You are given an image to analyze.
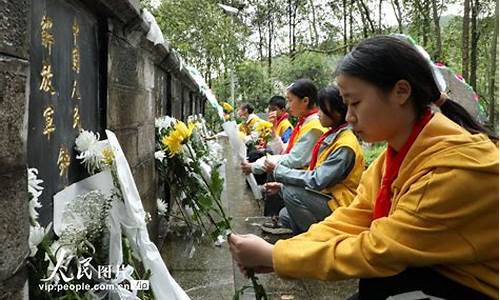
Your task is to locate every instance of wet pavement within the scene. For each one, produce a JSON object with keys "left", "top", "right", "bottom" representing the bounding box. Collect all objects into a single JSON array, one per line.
[{"left": 160, "top": 139, "right": 358, "bottom": 300}]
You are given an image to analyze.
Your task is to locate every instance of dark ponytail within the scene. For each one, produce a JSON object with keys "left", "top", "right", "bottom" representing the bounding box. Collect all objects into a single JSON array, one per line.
[
  {"left": 287, "top": 78, "right": 318, "bottom": 109},
  {"left": 318, "top": 86, "right": 347, "bottom": 123},
  {"left": 440, "top": 100, "right": 495, "bottom": 138},
  {"left": 335, "top": 35, "right": 494, "bottom": 139}
]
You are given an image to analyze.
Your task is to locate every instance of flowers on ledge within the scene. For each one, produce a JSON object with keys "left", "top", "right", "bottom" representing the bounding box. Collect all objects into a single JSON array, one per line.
[
  {"left": 161, "top": 120, "right": 196, "bottom": 157},
  {"left": 222, "top": 102, "right": 233, "bottom": 113},
  {"left": 155, "top": 114, "right": 231, "bottom": 244},
  {"left": 27, "top": 130, "right": 155, "bottom": 299}
]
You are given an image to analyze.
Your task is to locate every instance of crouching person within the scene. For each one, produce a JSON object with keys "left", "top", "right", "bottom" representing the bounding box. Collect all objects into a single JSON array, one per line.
[{"left": 263, "top": 86, "right": 364, "bottom": 235}]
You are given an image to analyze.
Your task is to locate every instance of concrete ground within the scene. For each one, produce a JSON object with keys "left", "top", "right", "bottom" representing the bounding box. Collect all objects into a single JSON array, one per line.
[{"left": 160, "top": 140, "right": 358, "bottom": 300}]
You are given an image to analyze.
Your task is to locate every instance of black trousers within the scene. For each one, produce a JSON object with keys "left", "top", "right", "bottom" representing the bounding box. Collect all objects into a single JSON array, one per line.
[{"left": 347, "top": 267, "right": 493, "bottom": 300}]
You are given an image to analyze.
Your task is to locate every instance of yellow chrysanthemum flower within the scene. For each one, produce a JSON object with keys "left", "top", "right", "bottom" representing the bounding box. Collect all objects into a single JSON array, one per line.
[
  {"left": 102, "top": 147, "right": 115, "bottom": 166},
  {"left": 188, "top": 120, "right": 199, "bottom": 131},
  {"left": 222, "top": 102, "right": 233, "bottom": 113},
  {"left": 161, "top": 121, "right": 196, "bottom": 157},
  {"left": 256, "top": 121, "right": 273, "bottom": 139},
  {"left": 162, "top": 133, "right": 183, "bottom": 157},
  {"left": 175, "top": 121, "right": 195, "bottom": 140}
]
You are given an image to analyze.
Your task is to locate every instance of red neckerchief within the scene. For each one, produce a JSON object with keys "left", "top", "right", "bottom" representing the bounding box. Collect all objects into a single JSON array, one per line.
[
  {"left": 285, "top": 109, "right": 319, "bottom": 154},
  {"left": 373, "top": 109, "right": 433, "bottom": 220},
  {"left": 308, "top": 123, "right": 348, "bottom": 170},
  {"left": 275, "top": 112, "right": 289, "bottom": 127}
]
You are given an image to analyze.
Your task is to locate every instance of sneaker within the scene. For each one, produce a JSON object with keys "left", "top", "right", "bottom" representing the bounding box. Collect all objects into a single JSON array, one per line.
[
  {"left": 260, "top": 225, "right": 293, "bottom": 235},
  {"left": 260, "top": 217, "right": 293, "bottom": 235},
  {"left": 262, "top": 216, "right": 279, "bottom": 228}
]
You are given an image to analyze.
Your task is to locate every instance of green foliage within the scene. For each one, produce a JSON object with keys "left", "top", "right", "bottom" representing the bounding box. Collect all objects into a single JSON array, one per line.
[
  {"left": 234, "top": 60, "right": 277, "bottom": 111},
  {"left": 273, "top": 51, "right": 339, "bottom": 90},
  {"left": 153, "top": 0, "right": 249, "bottom": 74},
  {"left": 155, "top": 122, "right": 230, "bottom": 241},
  {"left": 214, "top": 51, "right": 340, "bottom": 113},
  {"left": 363, "top": 143, "right": 386, "bottom": 169}
]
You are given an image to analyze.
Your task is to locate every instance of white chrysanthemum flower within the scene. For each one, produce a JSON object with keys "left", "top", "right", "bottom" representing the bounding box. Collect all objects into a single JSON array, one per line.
[
  {"left": 144, "top": 212, "right": 152, "bottom": 224},
  {"left": 214, "top": 234, "right": 226, "bottom": 247},
  {"left": 76, "top": 139, "right": 108, "bottom": 174},
  {"left": 75, "top": 130, "right": 100, "bottom": 153},
  {"left": 155, "top": 116, "right": 175, "bottom": 132},
  {"left": 157, "top": 198, "right": 168, "bottom": 216},
  {"left": 29, "top": 224, "right": 45, "bottom": 257},
  {"left": 184, "top": 205, "right": 194, "bottom": 217},
  {"left": 29, "top": 197, "right": 42, "bottom": 222},
  {"left": 154, "top": 150, "right": 166, "bottom": 162},
  {"left": 27, "top": 168, "right": 44, "bottom": 198}
]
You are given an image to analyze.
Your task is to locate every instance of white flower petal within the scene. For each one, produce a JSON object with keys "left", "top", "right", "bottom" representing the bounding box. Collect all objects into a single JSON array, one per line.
[
  {"left": 154, "top": 150, "right": 166, "bottom": 162},
  {"left": 157, "top": 198, "right": 168, "bottom": 216},
  {"left": 29, "top": 224, "right": 45, "bottom": 257}
]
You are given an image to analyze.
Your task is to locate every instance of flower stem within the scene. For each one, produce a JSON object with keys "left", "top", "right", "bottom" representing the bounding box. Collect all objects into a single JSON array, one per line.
[{"left": 185, "top": 144, "right": 230, "bottom": 225}]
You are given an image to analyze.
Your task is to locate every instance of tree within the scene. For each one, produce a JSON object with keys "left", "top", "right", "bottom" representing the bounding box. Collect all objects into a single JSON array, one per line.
[
  {"left": 462, "top": 0, "right": 471, "bottom": 81},
  {"left": 308, "top": 0, "right": 320, "bottom": 47},
  {"left": 234, "top": 60, "right": 276, "bottom": 111},
  {"left": 469, "top": 0, "right": 479, "bottom": 89},
  {"left": 391, "top": 0, "right": 405, "bottom": 33},
  {"left": 487, "top": 0, "right": 499, "bottom": 129},
  {"left": 343, "top": 0, "right": 348, "bottom": 53},
  {"left": 378, "top": 0, "right": 384, "bottom": 33},
  {"left": 431, "top": 0, "right": 443, "bottom": 60},
  {"left": 267, "top": 0, "right": 274, "bottom": 75},
  {"left": 154, "top": 0, "right": 248, "bottom": 86}
]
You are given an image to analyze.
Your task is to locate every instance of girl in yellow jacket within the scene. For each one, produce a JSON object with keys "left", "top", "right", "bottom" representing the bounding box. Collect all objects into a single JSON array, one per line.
[
  {"left": 229, "top": 35, "right": 498, "bottom": 300},
  {"left": 263, "top": 86, "right": 364, "bottom": 235}
]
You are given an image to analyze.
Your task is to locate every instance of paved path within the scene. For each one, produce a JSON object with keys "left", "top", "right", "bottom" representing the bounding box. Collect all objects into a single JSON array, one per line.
[{"left": 160, "top": 140, "right": 358, "bottom": 299}]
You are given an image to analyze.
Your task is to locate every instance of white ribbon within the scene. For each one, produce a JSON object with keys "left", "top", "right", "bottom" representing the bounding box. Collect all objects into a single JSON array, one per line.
[
  {"left": 222, "top": 121, "right": 262, "bottom": 200},
  {"left": 88, "top": 265, "right": 138, "bottom": 300},
  {"left": 141, "top": 9, "right": 165, "bottom": 45},
  {"left": 106, "top": 130, "right": 191, "bottom": 300}
]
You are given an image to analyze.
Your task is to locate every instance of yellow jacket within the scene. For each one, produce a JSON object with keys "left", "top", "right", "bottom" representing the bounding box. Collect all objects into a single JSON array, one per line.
[
  {"left": 276, "top": 118, "right": 293, "bottom": 138},
  {"left": 295, "top": 118, "right": 326, "bottom": 146},
  {"left": 239, "top": 114, "right": 262, "bottom": 136},
  {"left": 273, "top": 113, "right": 499, "bottom": 298},
  {"left": 317, "top": 129, "right": 364, "bottom": 210}
]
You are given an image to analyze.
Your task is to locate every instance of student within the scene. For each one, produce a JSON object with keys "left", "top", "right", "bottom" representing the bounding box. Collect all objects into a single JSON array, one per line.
[
  {"left": 241, "top": 79, "right": 326, "bottom": 175},
  {"left": 262, "top": 86, "right": 364, "bottom": 235},
  {"left": 267, "top": 95, "right": 293, "bottom": 144},
  {"left": 238, "top": 103, "right": 262, "bottom": 137},
  {"left": 229, "top": 35, "right": 498, "bottom": 300}
]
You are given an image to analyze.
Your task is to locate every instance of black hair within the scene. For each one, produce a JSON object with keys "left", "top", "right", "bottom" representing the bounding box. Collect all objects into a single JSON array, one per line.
[
  {"left": 287, "top": 78, "right": 318, "bottom": 109},
  {"left": 240, "top": 103, "right": 254, "bottom": 114},
  {"left": 335, "top": 35, "right": 493, "bottom": 138},
  {"left": 318, "top": 86, "right": 347, "bottom": 125},
  {"left": 268, "top": 95, "right": 287, "bottom": 109}
]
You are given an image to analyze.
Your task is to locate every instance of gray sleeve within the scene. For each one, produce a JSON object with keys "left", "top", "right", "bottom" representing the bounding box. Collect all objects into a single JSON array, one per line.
[
  {"left": 277, "top": 129, "right": 322, "bottom": 169},
  {"left": 273, "top": 147, "right": 356, "bottom": 191}
]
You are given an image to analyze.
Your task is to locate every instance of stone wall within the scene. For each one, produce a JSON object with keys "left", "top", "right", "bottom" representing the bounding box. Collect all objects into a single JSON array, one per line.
[
  {"left": 0, "top": 0, "right": 208, "bottom": 297},
  {"left": 0, "top": 0, "right": 30, "bottom": 299},
  {"left": 105, "top": 0, "right": 207, "bottom": 243}
]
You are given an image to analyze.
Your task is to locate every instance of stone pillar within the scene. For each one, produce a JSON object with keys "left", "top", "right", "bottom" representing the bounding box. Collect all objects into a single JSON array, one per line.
[{"left": 0, "top": 0, "right": 30, "bottom": 299}]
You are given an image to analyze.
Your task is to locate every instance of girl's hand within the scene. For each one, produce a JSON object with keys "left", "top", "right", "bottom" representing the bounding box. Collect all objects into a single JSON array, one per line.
[
  {"left": 263, "top": 159, "right": 276, "bottom": 173},
  {"left": 241, "top": 161, "right": 252, "bottom": 175},
  {"left": 268, "top": 111, "right": 277, "bottom": 126},
  {"left": 229, "top": 233, "right": 274, "bottom": 273},
  {"left": 263, "top": 182, "right": 282, "bottom": 196},
  {"left": 268, "top": 111, "right": 278, "bottom": 138}
]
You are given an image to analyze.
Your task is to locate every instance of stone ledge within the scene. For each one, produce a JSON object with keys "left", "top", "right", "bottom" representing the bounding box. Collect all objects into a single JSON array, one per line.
[{"left": 101, "top": 0, "right": 203, "bottom": 97}]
